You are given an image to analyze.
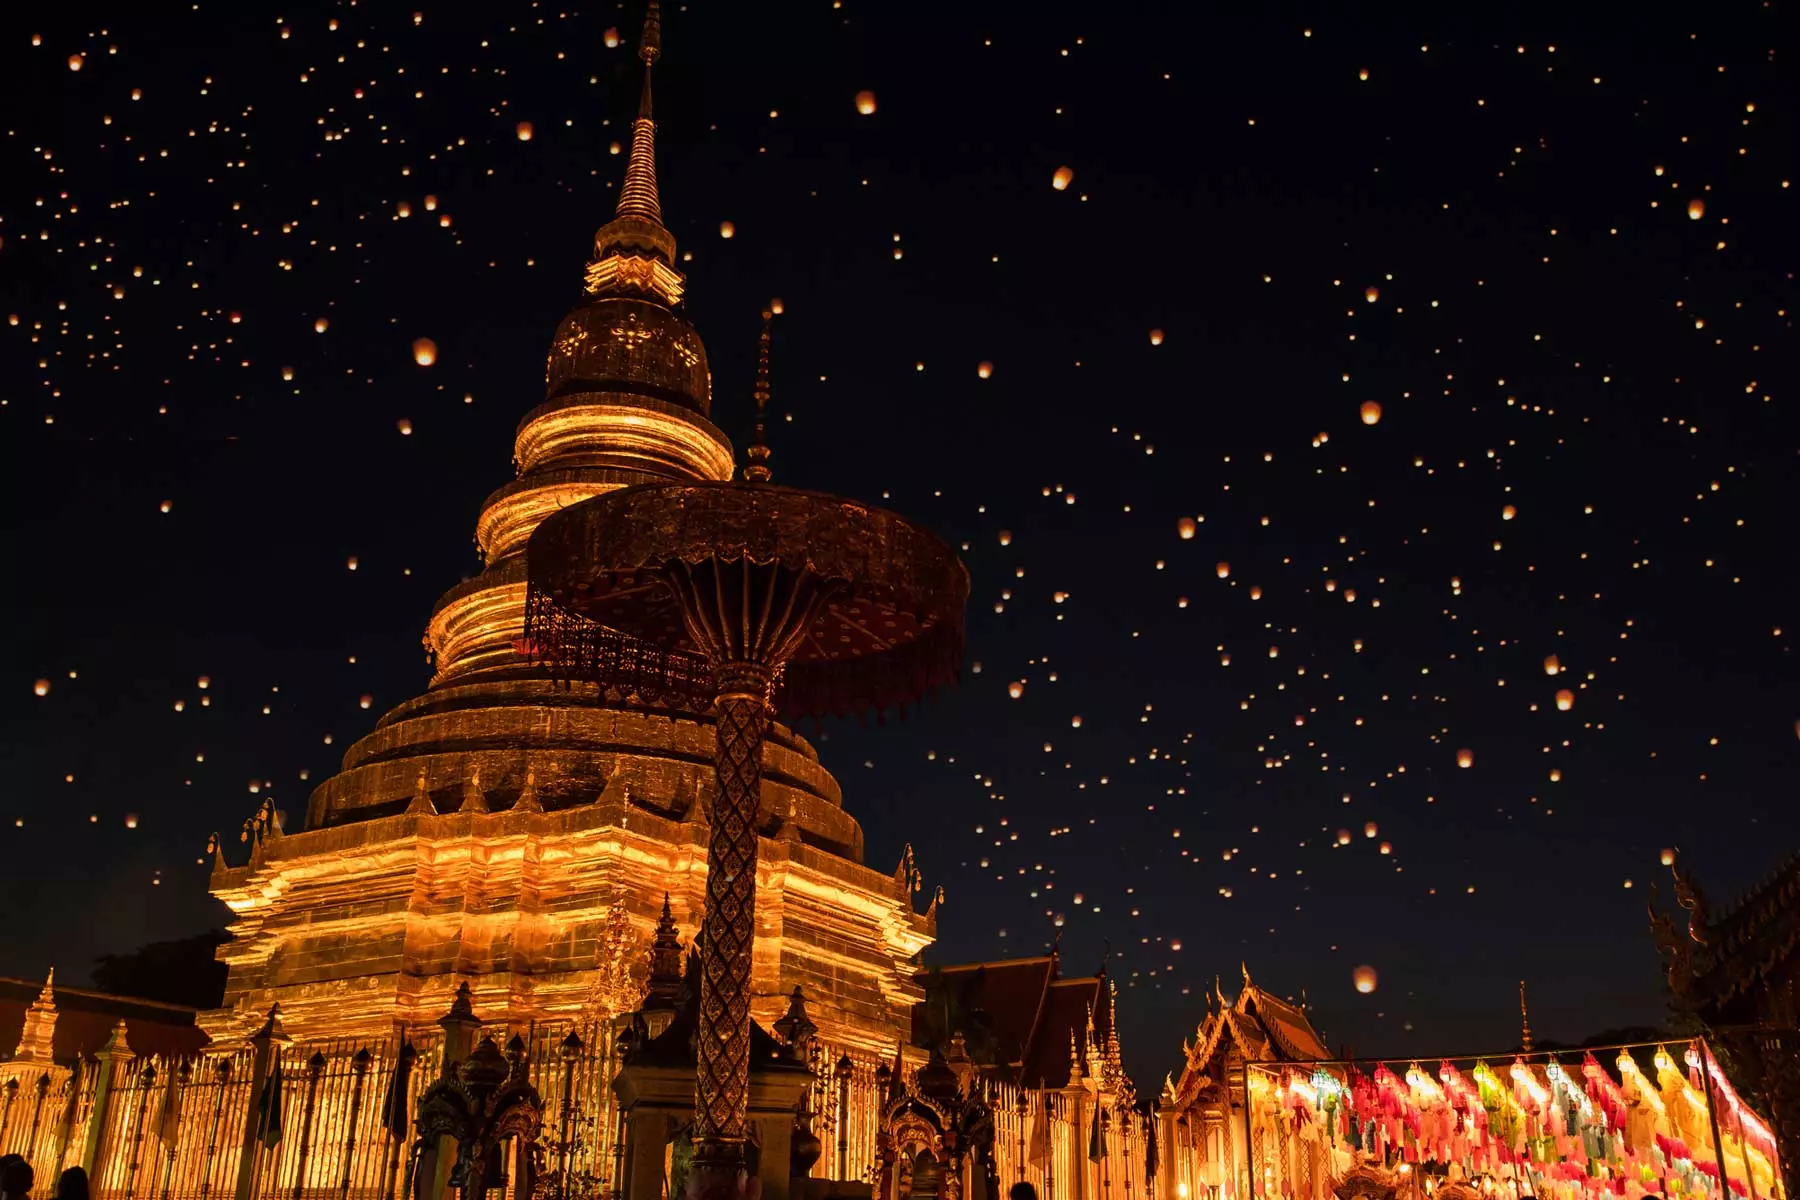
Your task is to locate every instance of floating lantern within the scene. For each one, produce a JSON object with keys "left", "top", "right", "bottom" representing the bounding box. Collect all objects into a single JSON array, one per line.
[
  {"left": 998, "top": 529, "right": 1012, "bottom": 546},
  {"left": 1149, "top": 328, "right": 1165, "bottom": 346},
  {"left": 68, "top": 54, "right": 84, "bottom": 71},
  {"left": 1052, "top": 166, "right": 1074, "bottom": 191},
  {"left": 1070, "top": 715, "right": 1082, "bottom": 728},
  {"left": 1456, "top": 747, "right": 1474, "bottom": 768},
  {"left": 1177, "top": 516, "right": 1197, "bottom": 539},
  {"left": 1502, "top": 504, "right": 1517, "bottom": 520},
  {"left": 1687, "top": 198, "right": 1705, "bottom": 220},
  {"left": 1364, "top": 286, "right": 1379, "bottom": 303},
  {"left": 1007, "top": 681, "right": 1024, "bottom": 699},
  {"left": 314, "top": 317, "right": 329, "bottom": 333},
  {"left": 515, "top": 121, "right": 534, "bottom": 141},
  {"left": 397, "top": 418, "right": 414, "bottom": 436},
  {"left": 359, "top": 694, "right": 373, "bottom": 709},
  {"left": 1352, "top": 965, "right": 1378, "bottom": 994},
  {"left": 411, "top": 338, "right": 437, "bottom": 366},
  {"left": 1379, "top": 841, "right": 1393, "bottom": 855},
  {"left": 1364, "top": 822, "right": 1378, "bottom": 838},
  {"left": 603, "top": 27, "right": 621, "bottom": 48},
  {"left": 1660, "top": 848, "right": 1676, "bottom": 866},
  {"left": 1216, "top": 561, "right": 1231, "bottom": 579},
  {"left": 977, "top": 361, "right": 993, "bottom": 379},
  {"left": 1360, "top": 400, "right": 1383, "bottom": 425},
  {"left": 1555, "top": 688, "right": 1574, "bottom": 711},
  {"left": 33, "top": 678, "right": 50, "bottom": 697},
  {"left": 1544, "top": 654, "right": 1560, "bottom": 675},
  {"left": 855, "top": 90, "right": 877, "bottom": 115},
  {"left": 719, "top": 220, "right": 735, "bottom": 239}
]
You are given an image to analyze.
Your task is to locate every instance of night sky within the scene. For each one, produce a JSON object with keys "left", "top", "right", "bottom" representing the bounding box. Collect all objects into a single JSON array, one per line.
[{"left": 4, "top": 0, "right": 1798, "bottom": 1086}]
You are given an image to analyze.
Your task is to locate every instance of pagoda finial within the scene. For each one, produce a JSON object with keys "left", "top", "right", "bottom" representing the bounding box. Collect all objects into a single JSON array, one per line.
[
  {"left": 1519, "top": 979, "right": 1534, "bottom": 1053},
  {"left": 743, "top": 309, "right": 774, "bottom": 483},
  {"left": 616, "top": 0, "right": 664, "bottom": 225}
]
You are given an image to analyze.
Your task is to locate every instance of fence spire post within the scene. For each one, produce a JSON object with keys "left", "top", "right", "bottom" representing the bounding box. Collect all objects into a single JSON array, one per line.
[
  {"left": 82, "top": 1019, "right": 136, "bottom": 1180},
  {"left": 234, "top": 1006, "right": 292, "bottom": 1200}
]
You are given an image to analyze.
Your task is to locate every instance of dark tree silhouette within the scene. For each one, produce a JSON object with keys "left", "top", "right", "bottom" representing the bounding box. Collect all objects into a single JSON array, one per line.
[{"left": 91, "top": 930, "right": 229, "bottom": 1009}]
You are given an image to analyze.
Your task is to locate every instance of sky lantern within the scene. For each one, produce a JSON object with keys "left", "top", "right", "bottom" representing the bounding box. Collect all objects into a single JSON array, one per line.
[
  {"left": 855, "top": 90, "right": 877, "bottom": 115},
  {"left": 1364, "top": 286, "right": 1379, "bottom": 303},
  {"left": 314, "top": 317, "right": 329, "bottom": 333},
  {"left": 1456, "top": 747, "right": 1474, "bottom": 768},
  {"left": 1352, "top": 965, "right": 1378, "bottom": 994},
  {"left": 1177, "top": 516, "right": 1197, "bottom": 539},
  {"left": 1502, "top": 504, "right": 1517, "bottom": 520},
  {"left": 33, "top": 678, "right": 51, "bottom": 697},
  {"left": 1216, "top": 561, "right": 1231, "bottom": 579},
  {"left": 1149, "top": 328, "right": 1165, "bottom": 346},
  {"left": 68, "top": 54, "right": 84, "bottom": 71},
  {"left": 977, "top": 361, "right": 993, "bottom": 379},
  {"left": 411, "top": 337, "right": 438, "bottom": 366},
  {"left": 515, "top": 121, "right": 535, "bottom": 141},
  {"left": 1555, "top": 688, "right": 1574, "bottom": 711},
  {"left": 603, "top": 27, "right": 622, "bottom": 48},
  {"left": 1661, "top": 848, "right": 1677, "bottom": 866},
  {"left": 1544, "top": 654, "right": 1561, "bottom": 675},
  {"left": 1363, "top": 821, "right": 1378, "bottom": 838},
  {"left": 1052, "top": 166, "right": 1074, "bottom": 191},
  {"left": 1360, "top": 400, "right": 1383, "bottom": 425},
  {"left": 397, "top": 418, "right": 414, "bottom": 436},
  {"left": 1007, "top": 681, "right": 1024, "bottom": 699},
  {"left": 719, "top": 221, "right": 736, "bottom": 239},
  {"left": 998, "top": 529, "right": 1012, "bottom": 546},
  {"left": 1070, "top": 715, "right": 1082, "bottom": 727},
  {"left": 1687, "top": 197, "right": 1705, "bottom": 220},
  {"left": 359, "top": 694, "right": 373, "bottom": 710}
]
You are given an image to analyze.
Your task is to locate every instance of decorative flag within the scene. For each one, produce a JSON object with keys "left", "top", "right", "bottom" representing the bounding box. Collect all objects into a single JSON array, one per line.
[
  {"left": 1029, "top": 1089, "right": 1051, "bottom": 1165},
  {"left": 256, "top": 1057, "right": 284, "bottom": 1150},
  {"left": 380, "top": 1042, "right": 417, "bottom": 1142},
  {"left": 1145, "top": 1106, "right": 1159, "bottom": 1184},
  {"left": 155, "top": 1062, "right": 184, "bottom": 1145}
]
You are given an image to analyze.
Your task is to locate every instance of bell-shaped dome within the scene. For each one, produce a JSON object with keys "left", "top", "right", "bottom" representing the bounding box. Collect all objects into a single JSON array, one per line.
[{"left": 545, "top": 296, "right": 711, "bottom": 415}]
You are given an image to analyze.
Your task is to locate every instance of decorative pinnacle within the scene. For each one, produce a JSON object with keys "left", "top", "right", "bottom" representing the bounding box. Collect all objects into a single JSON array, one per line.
[
  {"left": 614, "top": 2, "right": 663, "bottom": 223},
  {"left": 1518, "top": 979, "right": 1533, "bottom": 1052},
  {"left": 743, "top": 308, "right": 774, "bottom": 483}
]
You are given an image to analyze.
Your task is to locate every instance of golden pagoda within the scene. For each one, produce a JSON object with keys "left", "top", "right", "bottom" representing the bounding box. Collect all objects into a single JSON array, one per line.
[{"left": 201, "top": 4, "right": 935, "bottom": 1073}]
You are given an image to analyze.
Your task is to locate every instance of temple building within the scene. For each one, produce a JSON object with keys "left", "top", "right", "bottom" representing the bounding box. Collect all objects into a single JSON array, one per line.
[
  {"left": 1651, "top": 854, "right": 1800, "bottom": 1197},
  {"left": 1153, "top": 968, "right": 1329, "bottom": 1200}
]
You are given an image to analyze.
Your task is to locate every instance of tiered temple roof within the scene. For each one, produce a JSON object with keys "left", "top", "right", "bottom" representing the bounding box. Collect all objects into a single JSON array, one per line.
[{"left": 1166, "top": 966, "right": 1328, "bottom": 1111}]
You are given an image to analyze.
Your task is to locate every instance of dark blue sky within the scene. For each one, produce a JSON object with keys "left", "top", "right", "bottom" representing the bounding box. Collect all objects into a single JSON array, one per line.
[{"left": 4, "top": 0, "right": 1796, "bottom": 1085}]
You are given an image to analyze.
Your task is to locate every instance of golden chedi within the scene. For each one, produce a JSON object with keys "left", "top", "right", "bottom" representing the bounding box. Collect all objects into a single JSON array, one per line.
[{"left": 203, "top": 5, "right": 934, "bottom": 1073}]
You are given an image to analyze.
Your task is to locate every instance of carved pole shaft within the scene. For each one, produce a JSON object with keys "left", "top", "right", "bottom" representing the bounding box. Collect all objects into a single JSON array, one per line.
[
  {"left": 200, "top": 1065, "right": 233, "bottom": 1199},
  {"left": 293, "top": 1061, "right": 326, "bottom": 1200},
  {"left": 836, "top": 1065, "right": 851, "bottom": 1180},
  {"left": 161, "top": 1072, "right": 189, "bottom": 1200},
  {"left": 125, "top": 1069, "right": 156, "bottom": 1200},
  {"left": 691, "top": 664, "right": 773, "bottom": 1180},
  {"left": 557, "top": 1049, "right": 577, "bottom": 1200},
  {"left": 339, "top": 1059, "right": 372, "bottom": 1200}
]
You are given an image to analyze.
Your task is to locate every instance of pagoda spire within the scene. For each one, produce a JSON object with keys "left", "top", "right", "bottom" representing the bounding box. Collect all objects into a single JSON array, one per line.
[
  {"left": 743, "top": 309, "right": 774, "bottom": 483},
  {"left": 584, "top": 0, "right": 682, "bottom": 304},
  {"left": 616, "top": 0, "right": 663, "bottom": 225},
  {"left": 12, "top": 967, "right": 57, "bottom": 1064},
  {"left": 1519, "top": 979, "right": 1534, "bottom": 1052}
]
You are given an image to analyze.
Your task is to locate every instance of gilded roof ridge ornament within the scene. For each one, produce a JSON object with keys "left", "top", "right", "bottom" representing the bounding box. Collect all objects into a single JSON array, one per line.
[{"left": 743, "top": 308, "right": 774, "bottom": 483}]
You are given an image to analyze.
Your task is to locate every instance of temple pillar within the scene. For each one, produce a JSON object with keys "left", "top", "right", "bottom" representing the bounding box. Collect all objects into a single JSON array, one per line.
[{"left": 82, "top": 1020, "right": 134, "bottom": 1180}]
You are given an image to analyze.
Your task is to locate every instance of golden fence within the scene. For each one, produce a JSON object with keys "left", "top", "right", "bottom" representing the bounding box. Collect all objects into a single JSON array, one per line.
[{"left": 984, "top": 1079, "right": 1148, "bottom": 1200}]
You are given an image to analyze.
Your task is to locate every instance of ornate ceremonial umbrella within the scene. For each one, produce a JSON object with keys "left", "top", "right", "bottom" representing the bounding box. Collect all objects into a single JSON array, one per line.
[{"left": 524, "top": 314, "right": 968, "bottom": 1198}]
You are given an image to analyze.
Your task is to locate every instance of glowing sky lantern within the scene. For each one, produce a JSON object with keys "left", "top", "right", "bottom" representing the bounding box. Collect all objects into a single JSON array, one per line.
[
  {"left": 1007, "top": 681, "right": 1024, "bottom": 699},
  {"left": 1051, "top": 166, "right": 1074, "bottom": 191},
  {"left": 1555, "top": 688, "right": 1574, "bottom": 711},
  {"left": 1215, "top": 561, "right": 1231, "bottom": 579},
  {"left": 604, "top": 27, "right": 622, "bottom": 48},
  {"left": 68, "top": 54, "right": 83, "bottom": 71},
  {"left": 1502, "top": 504, "right": 1517, "bottom": 520},
  {"left": 1544, "top": 654, "right": 1561, "bottom": 675},
  {"left": 855, "top": 90, "right": 878, "bottom": 115},
  {"left": 397, "top": 418, "right": 414, "bottom": 436},
  {"left": 1687, "top": 197, "right": 1705, "bottom": 220},
  {"left": 719, "top": 221, "right": 736, "bottom": 239},
  {"left": 1070, "top": 715, "right": 1082, "bottom": 727},
  {"left": 1360, "top": 400, "right": 1383, "bottom": 425},
  {"left": 977, "top": 361, "right": 994, "bottom": 379},
  {"left": 124, "top": 814, "right": 139, "bottom": 829},
  {"left": 1177, "top": 516, "right": 1197, "bottom": 539},
  {"left": 1456, "top": 747, "right": 1474, "bottom": 768},
  {"left": 359, "top": 694, "right": 373, "bottom": 710},
  {"left": 314, "top": 317, "right": 329, "bottom": 333},
  {"left": 1661, "top": 848, "right": 1677, "bottom": 866},
  {"left": 1364, "top": 286, "right": 1379, "bottom": 303},
  {"left": 998, "top": 529, "right": 1012, "bottom": 546},
  {"left": 411, "top": 337, "right": 438, "bottom": 366},
  {"left": 1149, "top": 328, "right": 1165, "bottom": 346},
  {"left": 1363, "top": 821, "right": 1378, "bottom": 838},
  {"left": 33, "top": 679, "right": 50, "bottom": 697},
  {"left": 1352, "top": 965, "right": 1378, "bottom": 994},
  {"left": 515, "top": 121, "right": 535, "bottom": 141}
]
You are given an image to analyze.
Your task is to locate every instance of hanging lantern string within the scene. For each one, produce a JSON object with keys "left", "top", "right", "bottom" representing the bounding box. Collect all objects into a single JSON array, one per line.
[{"left": 744, "top": 307, "right": 774, "bottom": 483}]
